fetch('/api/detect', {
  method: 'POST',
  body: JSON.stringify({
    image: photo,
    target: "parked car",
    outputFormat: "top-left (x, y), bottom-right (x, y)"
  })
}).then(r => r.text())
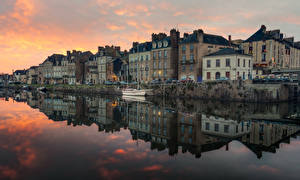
top-left (120, 81), bottom-right (128, 85)
top-left (217, 77), bottom-right (229, 81)
top-left (165, 78), bottom-right (177, 84)
top-left (150, 79), bottom-right (161, 84)
top-left (104, 81), bottom-right (113, 85)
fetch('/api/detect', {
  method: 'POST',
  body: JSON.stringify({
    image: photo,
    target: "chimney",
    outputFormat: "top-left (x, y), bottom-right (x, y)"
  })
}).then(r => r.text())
top-left (184, 33), bottom-right (189, 38)
top-left (132, 42), bottom-right (139, 48)
top-left (67, 51), bottom-right (71, 57)
top-left (261, 25), bottom-right (266, 33)
top-left (228, 35), bottom-right (232, 46)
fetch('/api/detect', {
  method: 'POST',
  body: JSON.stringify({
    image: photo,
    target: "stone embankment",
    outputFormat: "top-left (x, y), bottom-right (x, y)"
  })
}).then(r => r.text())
top-left (152, 81), bottom-right (299, 103)
top-left (4, 81), bottom-right (299, 102)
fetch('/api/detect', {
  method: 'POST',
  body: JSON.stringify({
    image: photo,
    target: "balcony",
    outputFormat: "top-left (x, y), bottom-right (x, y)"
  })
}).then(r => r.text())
top-left (181, 59), bottom-right (195, 64)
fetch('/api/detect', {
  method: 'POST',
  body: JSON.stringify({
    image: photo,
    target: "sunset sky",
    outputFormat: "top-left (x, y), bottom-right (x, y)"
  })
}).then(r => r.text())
top-left (1, 0), bottom-right (300, 74)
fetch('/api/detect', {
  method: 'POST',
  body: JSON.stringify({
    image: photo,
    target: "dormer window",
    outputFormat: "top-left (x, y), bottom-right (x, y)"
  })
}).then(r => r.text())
top-left (163, 41), bottom-right (168, 47)
top-left (158, 42), bottom-right (162, 48)
top-left (152, 42), bottom-right (157, 49)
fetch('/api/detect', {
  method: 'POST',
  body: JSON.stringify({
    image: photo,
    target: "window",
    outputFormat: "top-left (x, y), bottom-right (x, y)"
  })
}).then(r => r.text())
top-left (205, 123), bottom-right (210, 130)
top-left (224, 125), bottom-right (229, 133)
top-left (182, 55), bottom-right (186, 62)
top-left (164, 50), bottom-right (167, 58)
top-left (215, 72), bottom-right (220, 80)
top-left (141, 55), bottom-right (144, 61)
top-left (226, 72), bottom-right (230, 78)
top-left (243, 59), bottom-right (245, 67)
top-left (164, 61), bottom-right (167, 69)
top-left (190, 44), bottom-right (194, 51)
top-left (216, 59), bottom-right (220, 67)
top-left (207, 72), bottom-right (211, 80)
top-left (238, 59), bottom-right (240, 67)
top-left (249, 46), bottom-right (253, 54)
top-left (249, 60), bottom-right (251, 67)
top-left (190, 54), bottom-right (194, 62)
top-left (214, 124), bottom-right (219, 132)
top-left (243, 72), bottom-right (245, 80)
top-left (262, 45), bottom-right (266, 52)
top-left (153, 52), bottom-right (156, 59)
top-left (153, 62), bottom-right (156, 69)
top-left (182, 45), bottom-right (186, 54)
top-left (262, 54), bottom-right (266, 62)
top-left (182, 65), bottom-right (186, 72)
top-left (159, 61), bottom-right (161, 69)
top-left (146, 55), bottom-right (149, 61)
top-left (236, 125), bottom-right (239, 133)
top-left (226, 59), bottom-right (230, 67)
top-left (158, 51), bottom-right (162, 59)
top-left (190, 65), bottom-right (193, 71)
top-left (207, 60), bottom-right (211, 68)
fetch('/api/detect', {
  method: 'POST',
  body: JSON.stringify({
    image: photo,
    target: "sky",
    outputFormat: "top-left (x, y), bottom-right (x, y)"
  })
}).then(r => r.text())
top-left (0, 0), bottom-right (300, 74)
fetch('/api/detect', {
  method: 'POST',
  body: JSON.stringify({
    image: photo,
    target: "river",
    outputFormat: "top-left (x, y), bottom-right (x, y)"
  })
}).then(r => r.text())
top-left (0, 90), bottom-right (300, 180)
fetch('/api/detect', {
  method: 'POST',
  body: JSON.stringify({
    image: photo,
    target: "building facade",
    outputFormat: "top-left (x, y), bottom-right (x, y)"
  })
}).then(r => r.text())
top-left (151, 29), bottom-right (180, 81)
top-left (178, 29), bottom-right (230, 82)
top-left (242, 25), bottom-right (300, 71)
top-left (129, 42), bottom-right (152, 83)
top-left (202, 48), bottom-right (253, 81)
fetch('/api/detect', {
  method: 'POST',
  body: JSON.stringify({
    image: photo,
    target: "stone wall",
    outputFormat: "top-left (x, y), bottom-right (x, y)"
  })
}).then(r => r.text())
top-left (152, 81), bottom-right (296, 103)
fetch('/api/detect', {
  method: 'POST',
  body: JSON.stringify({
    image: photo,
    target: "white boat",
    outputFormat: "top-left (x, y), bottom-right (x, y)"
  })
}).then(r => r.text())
top-left (122, 88), bottom-right (152, 96)
top-left (122, 95), bottom-right (147, 102)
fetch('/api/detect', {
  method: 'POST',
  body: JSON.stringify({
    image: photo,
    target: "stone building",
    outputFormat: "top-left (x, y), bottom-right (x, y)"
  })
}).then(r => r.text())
top-left (202, 48), bottom-right (253, 81)
top-left (178, 29), bottom-right (230, 82)
top-left (96, 46), bottom-right (121, 84)
top-left (129, 42), bottom-right (152, 83)
top-left (13, 70), bottom-right (27, 83)
top-left (74, 51), bottom-right (94, 84)
top-left (151, 29), bottom-right (180, 81)
top-left (86, 55), bottom-right (99, 84)
top-left (39, 54), bottom-right (65, 84)
top-left (242, 25), bottom-right (300, 72)
top-left (26, 66), bottom-right (39, 84)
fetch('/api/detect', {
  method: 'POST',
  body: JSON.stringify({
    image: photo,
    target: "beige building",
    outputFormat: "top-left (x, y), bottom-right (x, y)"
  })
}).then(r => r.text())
top-left (86, 55), bottom-right (99, 84)
top-left (151, 29), bottom-right (180, 81)
top-left (129, 42), bottom-right (152, 83)
top-left (178, 29), bottom-right (231, 82)
top-left (202, 48), bottom-right (253, 81)
top-left (242, 25), bottom-right (300, 71)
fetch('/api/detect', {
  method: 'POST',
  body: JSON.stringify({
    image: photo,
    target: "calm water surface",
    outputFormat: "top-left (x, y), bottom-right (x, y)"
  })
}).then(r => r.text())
top-left (0, 91), bottom-right (300, 180)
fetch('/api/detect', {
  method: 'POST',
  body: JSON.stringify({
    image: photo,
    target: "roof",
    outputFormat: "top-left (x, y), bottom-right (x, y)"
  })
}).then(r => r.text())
top-left (152, 36), bottom-right (171, 49)
top-left (180, 32), bottom-right (229, 46)
top-left (130, 41), bottom-right (152, 53)
top-left (244, 25), bottom-right (300, 49)
top-left (204, 48), bottom-right (252, 57)
top-left (14, 70), bottom-right (26, 75)
top-left (203, 34), bottom-right (230, 46)
top-left (244, 27), bottom-right (269, 43)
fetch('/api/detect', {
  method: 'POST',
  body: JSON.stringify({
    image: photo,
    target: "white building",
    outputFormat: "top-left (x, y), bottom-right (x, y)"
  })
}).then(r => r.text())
top-left (202, 48), bottom-right (253, 81)
top-left (201, 114), bottom-right (251, 138)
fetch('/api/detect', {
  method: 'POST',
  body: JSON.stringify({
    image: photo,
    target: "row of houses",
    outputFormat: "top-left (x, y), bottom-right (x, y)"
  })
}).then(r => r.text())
top-left (13, 25), bottom-right (300, 84)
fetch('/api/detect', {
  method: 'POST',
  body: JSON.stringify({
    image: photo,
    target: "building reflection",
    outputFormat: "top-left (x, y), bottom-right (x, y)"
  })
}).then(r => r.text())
top-left (7, 91), bottom-right (300, 159)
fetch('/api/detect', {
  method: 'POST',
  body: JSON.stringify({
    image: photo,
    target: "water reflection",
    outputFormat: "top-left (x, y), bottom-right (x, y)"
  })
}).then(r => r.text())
top-left (3, 90), bottom-right (300, 160)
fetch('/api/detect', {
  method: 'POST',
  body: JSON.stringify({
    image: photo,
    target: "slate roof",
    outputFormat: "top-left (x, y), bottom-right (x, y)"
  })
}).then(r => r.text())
top-left (204, 48), bottom-right (252, 57)
top-left (244, 26), bottom-right (300, 49)
top-left (180, 32), bottom-right (229, 46)
top-left (203, 34), bottom-right (230, 46)
top-left (152, 36), bottom-right (171, 49)
top-left (14, 70), bottom-right (27, 75)
top-left (130, 41), bottom-right (152, 53)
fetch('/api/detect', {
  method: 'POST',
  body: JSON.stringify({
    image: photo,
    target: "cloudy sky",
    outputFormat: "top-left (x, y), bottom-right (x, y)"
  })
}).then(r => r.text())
top-left (0, 0), bottom-right (300, 73)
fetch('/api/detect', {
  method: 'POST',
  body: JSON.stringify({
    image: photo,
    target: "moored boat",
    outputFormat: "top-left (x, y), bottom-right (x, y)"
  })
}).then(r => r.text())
top-left (122, 88), bottom-right (152, 96)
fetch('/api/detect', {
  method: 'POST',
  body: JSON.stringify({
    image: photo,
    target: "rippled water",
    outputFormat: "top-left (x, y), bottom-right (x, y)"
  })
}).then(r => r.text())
top-left (0, 91), bottom-right (300, 180)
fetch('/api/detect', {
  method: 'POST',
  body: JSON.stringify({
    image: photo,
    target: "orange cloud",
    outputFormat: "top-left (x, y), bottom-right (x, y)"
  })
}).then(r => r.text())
top-left (143, 165), bottom-right (163, 171)
top-left (114, 149), bottom-right (127, 155)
